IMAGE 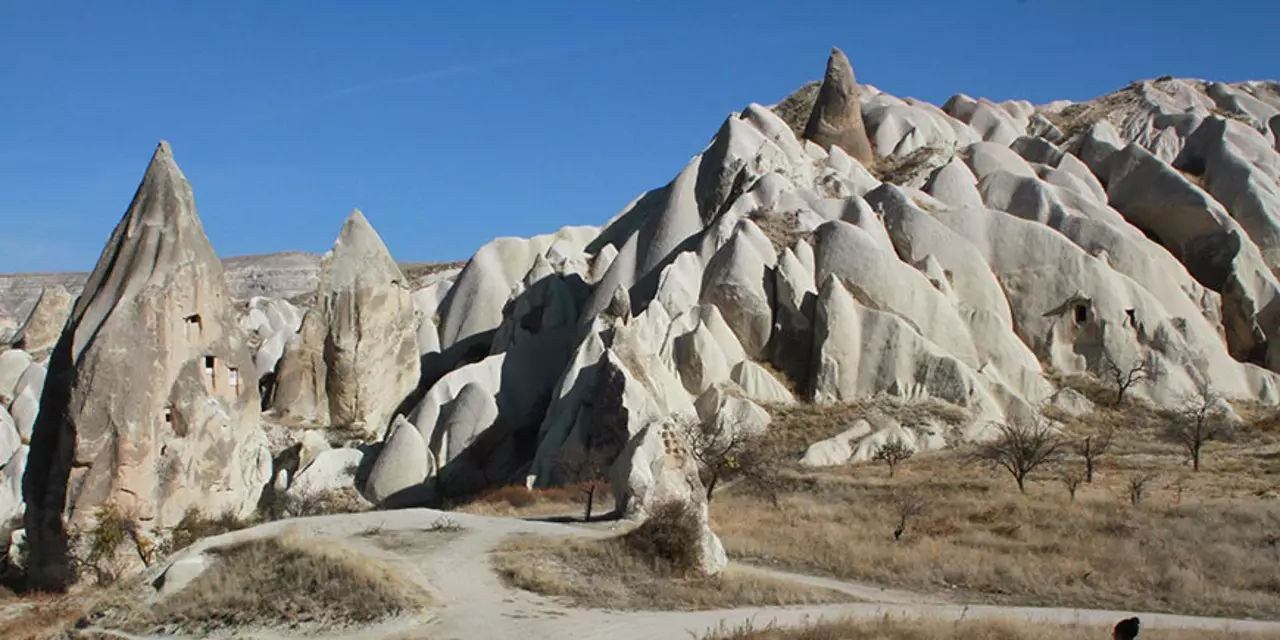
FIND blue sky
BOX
[1,1,1276,273]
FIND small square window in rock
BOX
[1074,304,1089,324]
[229,367,241,394]
[1125,309,1137,327]
[163,406,173,424]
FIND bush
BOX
[619,502,702,576]
[160,508,253,557]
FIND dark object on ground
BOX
[1113,616,1140,639]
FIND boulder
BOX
[800,420,872,467]
[22,142,272,590]
[1048,387,1096,417]
[730,360,795,405]
[0,406,18,466]
[287,447,365,498]
[8,390,37,442]
[803,47,874,165]
[0,349,31,404]
[317,210,421,439]
[365,416,430,506]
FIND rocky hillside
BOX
[3,46,1280,588]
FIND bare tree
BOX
[687,420,762,502]
[873,439,914,478]
[1073,427,1114,483]
[974,416,1065,493]
[1128,472,1155,506]
[1169,383,1231,472]
[1060,472,1083,501]
[553,448,611,522]
[1100,349,1160,407]
[892,491,926,541]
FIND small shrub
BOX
[872,439,914,477]
[620,502,702,576]
[871,146,943,185]
[1061,472,1083,501]
[1128,473,1155,506]
[161,508,253,557]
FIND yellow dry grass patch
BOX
[700,615,1280,640]
[95,532,427,635]
[712,423,1280,619]
[493,534,850,611]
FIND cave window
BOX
[1074,304,1089,324]
[1125,309,1137,327]
[204,355,216,388]
[229,367,241,394]
[184,314,203,338]
[163,406,173,424]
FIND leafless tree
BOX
[873,439,914,478]
[553,448,611,522]
[1100,349,1160,407]
[974,416,1065,493]
[1169,383,1231,472]
[1073,427,1114,483]
[892,491,926,541]
[1060,472,1083,501]
[1128,472,1155,506]
[687,420,762,502]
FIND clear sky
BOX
[1,1,1276,273]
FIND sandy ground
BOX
[34,508,1280,639]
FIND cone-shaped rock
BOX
[23,141,272,590]
[317,210,420,439]
[803,47,874,165]
[14,285,75,355]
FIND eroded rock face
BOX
[22,142,272,590]
[317,211,421,439]
[803,47,874,165]
[13,286,75,356]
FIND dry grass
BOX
[0,594,94,640]
[871,146,944,185]
[700,615,1280,639]
[763,398,971,460]
[94,533,426,635]
[711,418,1280,619]
[455,482,615,519]
[749,209,811,256]
[493,533,849,611]
[772,81,821,139]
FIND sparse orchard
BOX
[974,416,1064,493]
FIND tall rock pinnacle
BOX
[803,47,875,165]
[22,141,272,590]
[316,209,420,438]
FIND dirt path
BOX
[76,509,1280,639]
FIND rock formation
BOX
[803,47,875,165]
[6,48,1280,585]
[12,285,75,356]
[315,210,420,439]
[21,142,272,589]
[267,212,420,437]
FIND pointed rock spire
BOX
[23,141,272,590]
[315,210,420,439]
[804,47,875,166]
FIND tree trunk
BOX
[1085,457,1095,483]
[705,474,719,501]
[1192,445,1201,472]
[584,485,595,522]
[1015,474,1027,493]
